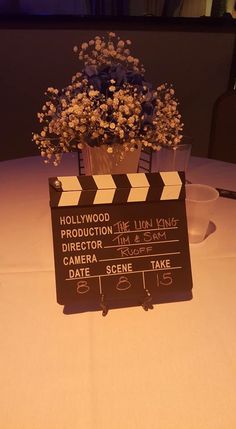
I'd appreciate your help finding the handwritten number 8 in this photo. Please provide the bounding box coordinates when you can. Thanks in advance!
[77,280,90,294]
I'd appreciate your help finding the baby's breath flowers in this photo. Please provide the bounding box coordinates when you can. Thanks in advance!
[33,32,183,165]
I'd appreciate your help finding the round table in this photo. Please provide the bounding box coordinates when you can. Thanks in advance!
[0,154,236,429]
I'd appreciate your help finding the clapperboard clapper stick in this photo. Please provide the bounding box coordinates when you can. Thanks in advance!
[49,172,193,316]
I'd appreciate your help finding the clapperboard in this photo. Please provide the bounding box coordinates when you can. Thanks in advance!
[49,172,193,315]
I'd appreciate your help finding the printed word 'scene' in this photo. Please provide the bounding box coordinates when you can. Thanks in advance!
[106,263,133,274]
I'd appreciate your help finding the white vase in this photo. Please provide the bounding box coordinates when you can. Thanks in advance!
[81,143,142,175]
[151,142,192,173]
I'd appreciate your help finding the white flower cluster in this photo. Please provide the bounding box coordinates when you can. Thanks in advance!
[33,32,183,165]
[73,32,145,74]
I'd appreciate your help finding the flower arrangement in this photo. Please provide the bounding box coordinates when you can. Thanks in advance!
[33,32,184,165]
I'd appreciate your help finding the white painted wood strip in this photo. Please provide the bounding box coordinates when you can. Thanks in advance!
[57,176,82,191]
[128,187,149,203]
[159,171,182,186]
[127,173,150,188]
[58,191,81,206]
[92,174,116,189]
[93,189,116,204]
[160,185,182,200]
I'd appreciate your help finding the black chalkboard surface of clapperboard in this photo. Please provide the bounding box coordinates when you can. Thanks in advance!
[49,172,193,315]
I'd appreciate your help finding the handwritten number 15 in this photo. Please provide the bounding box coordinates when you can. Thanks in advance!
[156,272,173,287]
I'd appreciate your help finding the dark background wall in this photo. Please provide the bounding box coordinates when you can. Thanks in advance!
[0,18,235,161]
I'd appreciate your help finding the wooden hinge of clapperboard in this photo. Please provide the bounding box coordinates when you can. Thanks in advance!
[77,147,153,175]
[138,147,153,173]
[78,150,85,175]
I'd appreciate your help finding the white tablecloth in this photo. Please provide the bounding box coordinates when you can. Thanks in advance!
[1,154,236,429]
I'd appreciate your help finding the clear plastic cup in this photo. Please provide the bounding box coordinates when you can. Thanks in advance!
[185,184,219,243]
